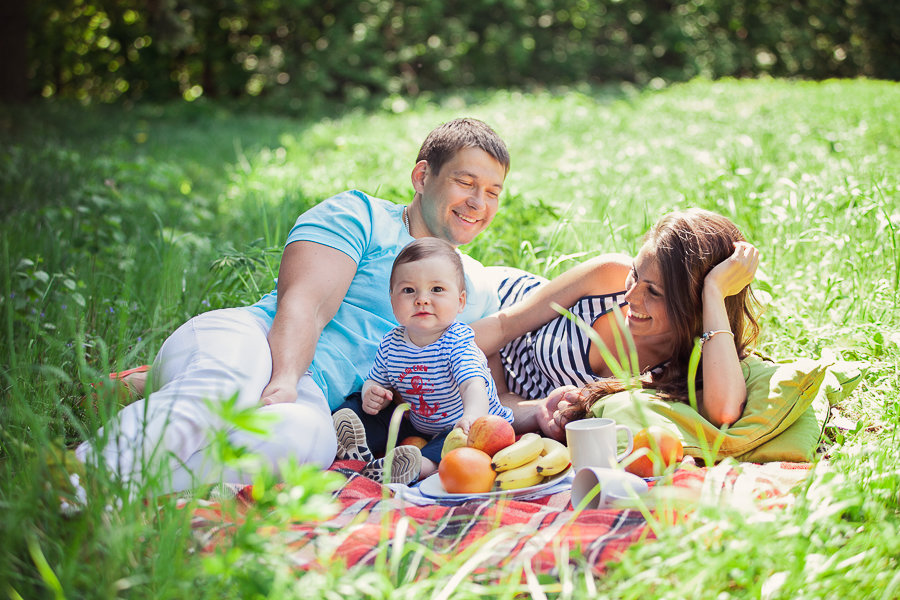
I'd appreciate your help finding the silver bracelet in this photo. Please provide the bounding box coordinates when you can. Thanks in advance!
[699,329,734,347]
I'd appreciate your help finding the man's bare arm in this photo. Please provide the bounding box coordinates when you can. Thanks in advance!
[260,241,357,405]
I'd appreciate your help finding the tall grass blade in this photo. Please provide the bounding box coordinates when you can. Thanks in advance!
[26,534,65,600]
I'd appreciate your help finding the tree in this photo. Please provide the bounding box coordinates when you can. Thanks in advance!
[0,1,28,102]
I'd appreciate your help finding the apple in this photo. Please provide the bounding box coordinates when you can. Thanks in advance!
[466,415,516,457]
[399,435,428,449]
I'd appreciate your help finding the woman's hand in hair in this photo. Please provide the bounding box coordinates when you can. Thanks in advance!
[536,385,589,440]
[700,241,757,426]
[704,241,759,298]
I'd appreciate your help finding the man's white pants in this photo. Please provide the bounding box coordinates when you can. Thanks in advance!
[76,308,337,493]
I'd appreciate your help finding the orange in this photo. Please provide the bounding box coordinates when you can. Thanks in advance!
[438,447,496,493]
[624,426,684,478]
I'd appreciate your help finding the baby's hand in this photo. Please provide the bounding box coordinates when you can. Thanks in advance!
[454,415,478,435]
[362,384,393,415]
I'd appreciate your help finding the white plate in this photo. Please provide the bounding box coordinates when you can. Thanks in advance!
[417,467,572,500]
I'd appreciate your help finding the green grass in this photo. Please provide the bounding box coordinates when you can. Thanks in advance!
[1,78,899,598]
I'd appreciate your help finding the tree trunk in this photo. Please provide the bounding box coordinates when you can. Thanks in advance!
[0,0,28,102]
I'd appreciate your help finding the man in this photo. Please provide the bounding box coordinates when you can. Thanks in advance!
[76,118,510,494]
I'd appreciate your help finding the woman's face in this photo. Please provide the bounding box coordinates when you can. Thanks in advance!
[623,244,672,339]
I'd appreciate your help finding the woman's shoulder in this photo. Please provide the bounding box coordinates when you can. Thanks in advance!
[496,270,548,309]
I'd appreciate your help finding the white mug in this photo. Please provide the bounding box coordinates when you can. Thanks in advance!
[570,467,649,509]
[565,417,634,471]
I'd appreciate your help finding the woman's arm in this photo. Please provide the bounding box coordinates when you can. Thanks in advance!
[472,253,632,356]
[487,353,581,440]
[260,241,357,405]
[698,242,759,426]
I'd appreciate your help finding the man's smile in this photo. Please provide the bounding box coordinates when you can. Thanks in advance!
[454,211,478,224]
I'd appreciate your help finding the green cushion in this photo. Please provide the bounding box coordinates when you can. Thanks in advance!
[589,353,864,463]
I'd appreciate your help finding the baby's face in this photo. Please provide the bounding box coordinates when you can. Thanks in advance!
[390,256,466,344]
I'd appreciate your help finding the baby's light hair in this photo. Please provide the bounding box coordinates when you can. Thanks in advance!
[390,237,466,292]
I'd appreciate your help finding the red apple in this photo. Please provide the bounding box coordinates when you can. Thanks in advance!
[466,415,516,457]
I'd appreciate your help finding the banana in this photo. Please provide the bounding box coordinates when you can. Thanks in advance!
[490,433,543,472]
[493,456,544,490]
[535,438,571,476]
[539,436,566,455]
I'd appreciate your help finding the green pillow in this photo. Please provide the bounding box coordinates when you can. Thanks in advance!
[589,353,864,463]
[738,357,863,462]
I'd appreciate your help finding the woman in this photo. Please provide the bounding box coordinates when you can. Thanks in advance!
[472,208,760,439]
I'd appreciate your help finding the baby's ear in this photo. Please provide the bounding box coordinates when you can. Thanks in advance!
[458,289,467,312]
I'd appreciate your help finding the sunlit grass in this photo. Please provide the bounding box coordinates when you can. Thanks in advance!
[1,78,898,598]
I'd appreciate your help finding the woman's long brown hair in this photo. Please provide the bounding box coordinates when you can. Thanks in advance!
[565,209,760,420]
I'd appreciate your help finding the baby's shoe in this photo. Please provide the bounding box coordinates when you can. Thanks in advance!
[333,408,374,463]
[361,445,422,485]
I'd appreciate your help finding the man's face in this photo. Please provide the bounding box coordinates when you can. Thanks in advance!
[415,147,506,246]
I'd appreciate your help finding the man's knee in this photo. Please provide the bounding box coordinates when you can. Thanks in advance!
[262,402,337,467]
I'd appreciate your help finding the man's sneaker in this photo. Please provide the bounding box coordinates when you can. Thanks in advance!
[333,408,374,463]
[361,445,422,485]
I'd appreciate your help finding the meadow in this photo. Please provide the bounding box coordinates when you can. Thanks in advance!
[1,78,898,598]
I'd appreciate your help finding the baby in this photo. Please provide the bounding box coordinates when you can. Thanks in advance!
[333,237,513,483]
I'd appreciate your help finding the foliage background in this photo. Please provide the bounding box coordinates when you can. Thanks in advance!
[8,0,899,106]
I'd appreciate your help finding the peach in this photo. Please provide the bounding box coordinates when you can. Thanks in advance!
[624,426,684,478]
[466,415,516,457]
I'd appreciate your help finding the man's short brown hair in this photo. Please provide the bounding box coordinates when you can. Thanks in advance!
[416,118,510,176]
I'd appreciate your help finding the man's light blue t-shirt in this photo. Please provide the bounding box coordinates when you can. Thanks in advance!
[244,190,499,410]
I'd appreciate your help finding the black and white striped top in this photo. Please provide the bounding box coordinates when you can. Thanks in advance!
[497,271,627,400]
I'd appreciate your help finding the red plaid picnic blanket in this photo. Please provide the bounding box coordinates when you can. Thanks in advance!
[188,460,812,575]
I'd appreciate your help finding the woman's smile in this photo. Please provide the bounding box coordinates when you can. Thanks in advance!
[626,307,652,321]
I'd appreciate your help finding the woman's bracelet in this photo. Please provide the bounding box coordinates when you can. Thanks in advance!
[699,329,734,348]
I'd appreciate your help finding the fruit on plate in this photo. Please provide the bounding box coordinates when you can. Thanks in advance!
[624,426,684,478]
[437,427,571,494]
[535,437,571,476]
[399,435,428,449]
[493,455,544,490]
[490,432,543,471]
[438,447,496,493]
[466,415,516,457]
[441,428,468,458]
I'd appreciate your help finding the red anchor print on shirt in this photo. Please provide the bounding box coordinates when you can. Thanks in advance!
[407,375,436,417]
